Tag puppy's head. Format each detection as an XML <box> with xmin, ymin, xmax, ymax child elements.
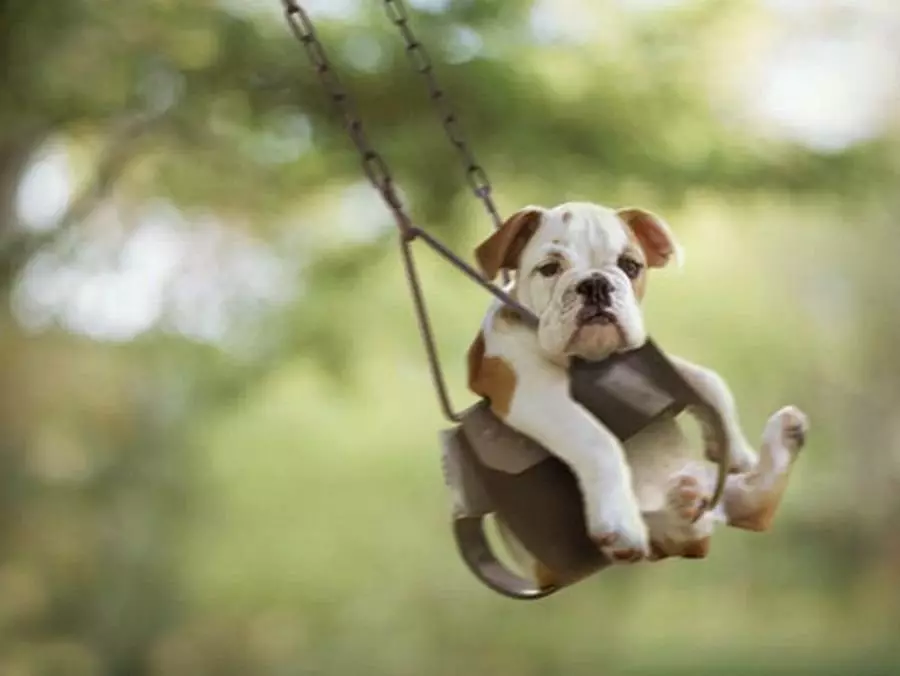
<box><xmin>475</xmin><ymin>201</ymin><xmax>681</xmax><ymax>362</ymax></box>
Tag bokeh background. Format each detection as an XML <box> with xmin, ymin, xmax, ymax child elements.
<box><xmin>2</xmin><ymin>0</ymin><xmax>899</xmax><ymax>674</ymax></box>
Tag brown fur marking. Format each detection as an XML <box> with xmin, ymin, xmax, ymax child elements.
<box><xmin>651</xmin><ymin>536</ymin><xmax>711</xmax><ymax>560</ymax></box>
<box><xmin>682</xmin><ymin>537</ymin><xmax>711</xmax><ymax>559</ymax></box>
<box><xmin>474</xmin><ymin>209</ymin><xmax>543</xmax><ymax>280</ymax></box>
<box><xmin>466</xmin><ymin>332</ymin><xmax>486</xmax><ymax>394</ymax></box>
<box><xmin>495</xmin><ymin>304</ymin><xmax>523</xmax><ymax>325</ymax></box>
<box><xmin>618</xmin><ymin>207</ymin><xmax>675</xmax><ymax>268</ymax></box>
<box><xmin>725</xmin><ymin>471</ymin><xmax>792</xmax><ymax>532</ymax></box>
<box><xmin>466</xmin><ymin>331</ymin><xmax>517</xmax><ymax>419</ymax></box>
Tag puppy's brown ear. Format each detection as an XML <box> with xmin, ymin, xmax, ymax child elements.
<box><xmin>618</xmin><ymin>207</ymin><xmax>683</xmax><ymax>269</ymax></box>
<box><xmin>474</xmin><ymin>207</ymin><xmax>544</xmax><ymax>280</ymax></box>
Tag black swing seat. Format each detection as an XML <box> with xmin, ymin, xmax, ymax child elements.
<box><xmin>440</xmin><ymin>340</ymin><xmax>723</xmax><ymax>600</ymax></box>
<box><xmin>442</xmin><ymin>402</ymin><xmax>605</xmax><ymax>599</ymax></box>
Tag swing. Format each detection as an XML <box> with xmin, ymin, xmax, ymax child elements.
<box><xmin>282</xmin><ymin>0</ymin><xmax>730</xmax><ymax>600</ymax></box>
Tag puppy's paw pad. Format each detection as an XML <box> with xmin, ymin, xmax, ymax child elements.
<box><xmin>589</xmin><ymin>497</ymin><xmax>650</xmax><ymax>563</ymax></box>
<box><xmin>666</xmin><ymin>474</ymin><xmax>708</xmax><ymax>522</ymax></box>
<box><xmin>766</xmin><ymin>406</ymin><xmax>809</xmax><ymax>453</ymax></box>
<box><xmin>609</xmin><ymin>547</ymin><xmax>646</xmax><ymax>563</ymax></box>
<box><xmin>590</xmin><ymin>531</ymin><xmax>650</xmax><ymax>564</ymax></box>
<box><xmin>591</xmin><ymin>536</ymin><xmax>648</xmax><ymax>564</ymax></box>
<box><xmin>591</xmin><ymin>532</ymin><xmax>616</xmax><ymax>548</ymax></box>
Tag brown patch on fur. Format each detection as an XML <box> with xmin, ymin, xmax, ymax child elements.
<box><xmin>681</xmin><ymin>537</ymin><xmax>711</xmax><ymax>559</ymax></box>
<box><xmin>474</xmin><ymin>209</ymin><xmax>543</xmax><ymax>280</ymax></box>
<box><xmin>466</xmin><ymin>331</ymin><xmax>517</xmax><ymax>419</ymax></box>
<box><xmin>562</xmin><ymin>211</ymin><xmax>573</xmax><ymax>224</ymax></box>
<box><xmin>611</xmin><ymin>548</ymin><xmax>645</xmax><ymax>562</ymax></box>
<box><xmin>725</xmin><ymin>472</ymin><xmax>791</xmax><ymax>532</ymax></box>
<box><xmin>495</xmin><ymin>304</ymin><xmax>523</xmax><ymax>325</ymax></box>
<box><xmin>618</xmin><ymin>207</ymin><xmax>676</xmax><ymax>268</ymax></box>
<box><xmin>466</xmin><ymin>332</ymin><xmax>486</xmax><ymax>393</ymax></box>
<box><xmin>728</xmin><ymin>511</ymin><xmax>775</xmax><ymax>532</ymax></box>
<box><xmin>651</xmin><ymin>537</ymin><xmax>710</xmax><ymax>560</ymax></box>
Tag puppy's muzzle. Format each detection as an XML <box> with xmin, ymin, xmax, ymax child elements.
<box><xmin>575</xmin><ymin>273</ymin><xmax>615</xmax><ymax>326</ymax></box>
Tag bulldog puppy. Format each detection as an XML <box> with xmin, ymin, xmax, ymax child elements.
<box><xmin>467</xmin><ymin>202</ymin><xmax>809</xmax><ymax>570</ymax></box>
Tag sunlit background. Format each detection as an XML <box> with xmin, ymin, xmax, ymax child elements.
<box><xmin>2</xmin><ymin>0</ymin><xmax>899</xmax><ymax>674</ymax></box>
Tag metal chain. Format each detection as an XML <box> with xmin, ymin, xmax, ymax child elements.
<box><xmin>281</xmin><ymin>0</ymin><xmax>539</xmax><ymax>424</ymax></box>
<box><xmin>382</xmin><ymin>0</ymin><xmax>505</xmax><ymax>232</ymax></box>
<box><xmin>282</xmin><ymin>0</ymin><xmax>459</xmax><ymax>422</ymax></box>
<box><xmin>282</xmin><ymin>0</ymin><xmax>410</xmax><ymax>232</ymax></box>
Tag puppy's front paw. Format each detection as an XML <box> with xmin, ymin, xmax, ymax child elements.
<box><xmin>765</xmin><ymin>406</ymin><xmax>809</xmax><ymax>455</ymax></box>
<box><xmin>589</xmin><ymin>497</ymin><xmax>650</xmax><ymax>563</ymax></box>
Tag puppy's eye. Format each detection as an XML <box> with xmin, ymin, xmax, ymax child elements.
<box><xmin>617</xmin><ymin>256</ymin><xmax>643</xmax><ymax>280</ymax></box>
<box><xmin>536</xmin><ymin>261</ymin><xmax>562</xmax><ymax>278</ymax></box>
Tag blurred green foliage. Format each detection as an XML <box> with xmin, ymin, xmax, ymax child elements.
<box><xmin>1</xmin><ymin>0</ymin><xmax>899</xmax><ymax>674</ymax></box>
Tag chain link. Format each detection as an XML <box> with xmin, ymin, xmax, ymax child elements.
<box><xmin>283</xmin><ymin>0</ymin><xmax>412</xmax><ymax>231</ymax></box>
<box><xmin>382</xmin><ymin>0</ymin><xmax>505</xmax><ymax>231</ymax></box>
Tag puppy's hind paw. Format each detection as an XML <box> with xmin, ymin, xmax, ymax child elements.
<box><xmin>765</xmin><ymin>406</ymin><xmax>809</xmax><ymax>454</ymax></box>
<box><xmin>666</xmin><ymin>474</ymin><xmax>709</xmax><ymax>522</ymax></box>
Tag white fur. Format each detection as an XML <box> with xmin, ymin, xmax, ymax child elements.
<box><xmin>516</xmin><ymin>203</ymin><xmax>647</xmax><ymax>361</ymax></box>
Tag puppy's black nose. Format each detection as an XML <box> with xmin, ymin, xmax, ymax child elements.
<box><xmin>576</xmin><ymin>274</ymin><xmax>613</xmax><ymax>306</ymax></box>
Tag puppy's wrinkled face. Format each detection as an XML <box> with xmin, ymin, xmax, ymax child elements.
<box><xmin>522</xmin><ymin>204</ymin><xmax>648</xmax><ymax>361</ymax></box>
<box><xmin>475</xmin><ymin>201</ymin><xmax>680</xmax><ymax>362</ymax></box>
